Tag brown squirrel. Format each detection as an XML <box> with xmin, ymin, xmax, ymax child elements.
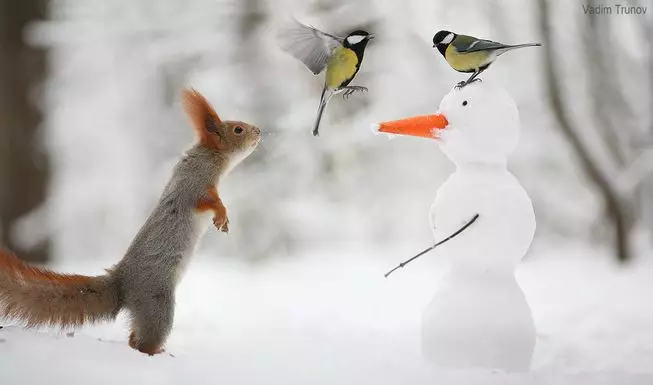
<box><xmin>0</xmin><ymin>88</ymin><xmax>261</xmax><ymax>355</ymax></box>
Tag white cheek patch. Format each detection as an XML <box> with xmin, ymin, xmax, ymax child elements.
<box><xmin>441</xmin><ymin>33</ymin><xmax>454</xmax><ymax>45</ymax></box>
<box><xmin>346</xmin><ymin>35</ymin><xmax>365</xmax><ymax>45</ymax></box>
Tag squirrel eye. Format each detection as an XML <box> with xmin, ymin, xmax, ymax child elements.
<box><xmin>234</xmin><ymin>126</ymin><xmax>244</xmax><ymax>134</ymax></box>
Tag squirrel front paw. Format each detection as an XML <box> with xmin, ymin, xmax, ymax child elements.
<box><xmin>213</xmin><ymin>215</ymin><xmax>230</xmax><ymax>233</ymax></box>
<box><xmin>197</xmin><ymin>186</ymin><xmax>230</xmax><ymax>234</ymax></box>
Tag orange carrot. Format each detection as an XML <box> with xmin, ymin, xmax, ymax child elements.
<box><xmin>376</xmin><ymin>114</ymin><xmax>448</xmax><ymax>139</ymax></box>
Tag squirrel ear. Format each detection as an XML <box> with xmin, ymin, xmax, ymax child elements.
<box><xmin>182</xmin><ymin>88</ymin><xmax>226</xmax><ymax>148</ymax></box>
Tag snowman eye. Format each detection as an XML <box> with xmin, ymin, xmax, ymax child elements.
<box><xmin>462</xmin><ymin>100</ymin><xmax>468</xmax><ymax>106</ymax></box>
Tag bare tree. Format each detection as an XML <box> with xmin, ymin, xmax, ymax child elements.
<box><xmin>538</xmin><ymin>0</ymin><xmax>653</xmax><ymax>261</ymax></box>
<box><xmin>0</xmin><ymin>0</ymin><xmax>50</xmax><ymax>263</ymax></box>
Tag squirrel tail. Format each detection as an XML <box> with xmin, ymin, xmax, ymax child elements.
<box><xmin>0</xmin><ymin>250</ymin><xmax>121</xmax><ymax>328</ymax></box>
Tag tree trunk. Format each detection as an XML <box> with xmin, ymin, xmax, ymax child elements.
<box><xmin>0</xmin><ymin>0</ymin><xmax>50</xmax><ymax>262</ymax></box>
<box><xmin>537</xmin><ymin>0</ymin><xmax>632</xmax><ymax>262</ymax></box>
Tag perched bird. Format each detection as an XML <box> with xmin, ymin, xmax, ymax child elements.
<box><xmin>278</xmin><ymin>19</ymin><xmax>374</xmax><ymax>136</ymax></box>
<box><xmin>432</xmin><ymin>30</ymin><xmax>541</xmax><ymax>88</ymax></box>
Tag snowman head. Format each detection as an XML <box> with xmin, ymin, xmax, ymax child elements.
<box><xmin>437</xmin><ymin>82</ymin><xmax>520</xmax><ymax>166</ymax></box>
<box><xmin>376</xmin><ymin>82</ymin><xmax>520</xmax><ymax>167</ymax></box>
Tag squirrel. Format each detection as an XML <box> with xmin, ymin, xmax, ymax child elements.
<box><xmin>0</xmin><ymin>88</ymin><xmax>261</xmax><ymax>355</ymax></box>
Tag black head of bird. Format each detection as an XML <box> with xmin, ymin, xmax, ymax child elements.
<box><xmin>343</xmin><ymin>30</ymin><xmax>374</xmax><ymax>52</ymax></box>
<box><xmin>432</xmin><ymin>30</ymin><xmax>456</xmax><ymax>56</ymax></box>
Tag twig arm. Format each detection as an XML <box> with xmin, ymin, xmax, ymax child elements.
<box><xmin>384</xmin><ymin>213</ymin><xmax>480</xmax><ymax>278</ymax></box>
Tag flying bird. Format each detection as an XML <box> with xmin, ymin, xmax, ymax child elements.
<box><xmin>278</xmin><ymin>19</ymin><xmax>374</xmax><ymax>136</ymax></box>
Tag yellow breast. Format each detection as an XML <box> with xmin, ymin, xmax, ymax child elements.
<box><xmin>326</xmin><ymin>47</ymin><xmax>359</xmax><ymax>89</ymax></box>
<box><xmin>445</xmin><ymin>45</ymin><xmax>488</xmax><ymax>72</ymax></box>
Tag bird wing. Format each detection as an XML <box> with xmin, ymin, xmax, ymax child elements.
<box><xmin>453</xmin><ymin>36</ymin><xmax>511</xmax><ymax>53</ymax></box>
<box><xmin>277</xmin><ymin>19</ymin><xmax>344</xmax><ymax>75</ymax></box>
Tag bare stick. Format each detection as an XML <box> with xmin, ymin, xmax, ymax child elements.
<box><xmin>384</xmin><ymin>213</ymin><xmax>480</xmax><ymax>278</ymax></box>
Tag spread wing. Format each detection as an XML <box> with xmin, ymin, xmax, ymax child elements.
<box><xmin>277</xmin><ymin>19</ymin><xmax>344</xmax><ymax>75</ymax></box>
<box><xmin>453</xmin><ymin>36</ymin><xmax>511</xmax><ymax>53</ymax></box>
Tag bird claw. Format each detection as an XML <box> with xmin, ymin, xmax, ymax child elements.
<box><xmin>454</xmin><ymin>78</ymin><xmax>482</xmax><ymax>90</ymax></box>
<box><xmin>341</xmin><ymin>86</ymin><xmax>368</xmax><ymax>99</ymax></box>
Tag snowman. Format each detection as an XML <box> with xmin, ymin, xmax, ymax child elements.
<box><xmin>375</xmin><ymin>82</ymin><xmax>536</xmax><ymax>372</ymax></box>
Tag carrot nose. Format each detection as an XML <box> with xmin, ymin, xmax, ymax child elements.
<box><xmin>375</xmin><ymin>114</ymin><xmax>448</xmax><ymax>139</ymax></box>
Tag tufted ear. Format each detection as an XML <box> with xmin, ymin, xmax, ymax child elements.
<box><xmin>182</xmin><ymin>88</ymin><xmax>226</xmax><ymax>149</ymax></box>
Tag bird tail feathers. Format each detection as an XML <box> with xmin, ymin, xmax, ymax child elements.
<box><xmin>505</xmin><ymin>42</ymin><xmax>541</xmax><ymax>50</ymax></box>
<box><xmin>313</xmin><ymin>88</ymin><xmax>333</xmax><ymax>136</ymax></box>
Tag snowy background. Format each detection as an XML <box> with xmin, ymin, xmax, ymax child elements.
<box><xmin>1</xmin><ymin>0</ymin><xmax>653</xmax><ymax>383</ymax></box>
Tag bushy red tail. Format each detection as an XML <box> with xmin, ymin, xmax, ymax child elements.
<box><xmin>0</xmin><ymin>250</ymin><xmax>121</xmax><ymax>328</ymax></box>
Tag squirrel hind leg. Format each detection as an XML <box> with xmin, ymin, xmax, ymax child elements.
<box><xmin>127</xmin><ymin>291</ymin><xmax>175</xmax><ymax>356</ymax></box>
<box><xmin>129</xmin><ymin>331</ymin><xmax>165</xmax><ymax>355</ymax></box>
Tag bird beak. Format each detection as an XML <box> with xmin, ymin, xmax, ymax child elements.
<box><xmin>374</xmin><ymin>113</ymin><xmax>449</xmax><ymax>139</ymax></box>
<box><xmin>368</xmin><ymin>34</ymin><xmax>375</xmax><ymax>40</ymax></box>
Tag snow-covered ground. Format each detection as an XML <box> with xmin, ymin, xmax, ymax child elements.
<box><xmin>2</xmin><ymin>242</ymin><xmax>652</xmax><ymax>385</ymax></box>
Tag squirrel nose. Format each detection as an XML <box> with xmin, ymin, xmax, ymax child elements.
<box><xmin>253</xmin><ymin>126</ymin><xmax>261</xmax><ymax>134</ymax></box>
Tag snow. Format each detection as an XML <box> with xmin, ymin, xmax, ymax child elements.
<box><xmin>1</xmin><ymin>245</ymin><xmax>652</xmax><ymax>384</ymax></box>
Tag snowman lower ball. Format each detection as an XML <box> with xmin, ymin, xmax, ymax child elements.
<box><xmin>376</xmin><ymin>82</ymin><xmax>536</xmax><ymax>372</ymax></box>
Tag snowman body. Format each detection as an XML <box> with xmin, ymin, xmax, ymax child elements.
<box><xmin>423</xmin><ymin>166</ymin><xmax>536</xmax><ymax>371</ymax></box>
<box><xmin>419</xmin><ymin>82</ymin><xmax>537</xmax><ymax>372</ymax></box>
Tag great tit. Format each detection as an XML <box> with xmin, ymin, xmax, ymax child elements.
<box><xmin>432</xmin><ymin>30</ymin><xmax>541</xmax><ymax>88</ymax></box>
<box><xmin>278</xmin><ymin>19</ymin><xmax>374</xmax><ymax>136</ymax></box>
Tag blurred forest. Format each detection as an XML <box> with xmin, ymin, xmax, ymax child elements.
<box><xmin>0</xmin><ymin>0</ymin><xmax>651</xmax><ymax>264</ymax></box>
<box><xmin>0</xmin><ymin>0</ymin><xmax>48</xmax><ymax>262</ymax></box>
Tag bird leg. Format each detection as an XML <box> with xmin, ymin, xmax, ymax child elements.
<box><xmin>456</xmin><ymin>69</ymin><xmax>484</xmax><ymax>89</ymax></box>
<box><xmin>341</xmin><ymin>85</ymin><xmax>368</xmax><ymax>99</ymax></box>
